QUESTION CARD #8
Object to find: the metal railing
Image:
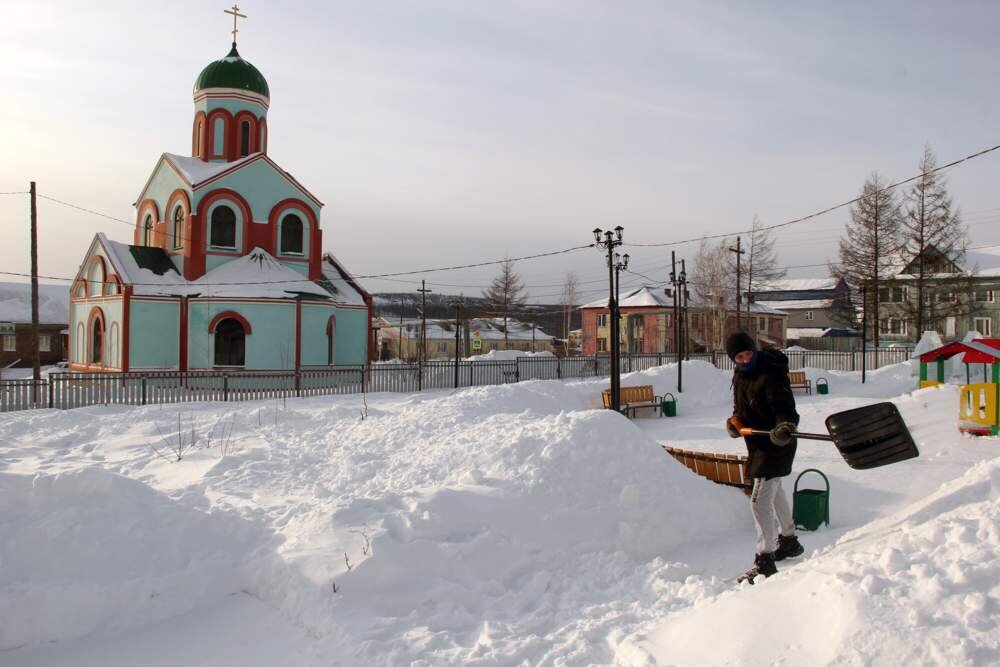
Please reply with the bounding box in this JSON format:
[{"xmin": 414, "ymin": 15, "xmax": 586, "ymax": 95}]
[{"xmin": 0, "ymin": 348, "xmax": 914, "ymax": 413}]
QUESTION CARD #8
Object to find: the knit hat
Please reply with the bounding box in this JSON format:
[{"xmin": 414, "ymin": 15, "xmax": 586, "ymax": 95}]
[{"xmin": 725, "ymin": 332, "xmax": 756, "ymax": 361}]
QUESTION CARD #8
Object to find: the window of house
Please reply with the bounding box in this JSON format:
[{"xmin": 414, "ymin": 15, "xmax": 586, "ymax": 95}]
[
  {"xmin": 596, "ymin": 313, "xmax": 608, "ymax": 327},
  {"xmin": 143, "ymin": 215, "xmax": 153, "ymax": 246},
  {"xmin": 596, "ymin": 337, "xmax": 607, "ymax": 352},
  {"xmin": 437, "ymin": 342, "xmax": 447, "ymax": 353},
  {"xmin": 280, "ymin": 214, "xmax": 304, "ymax": 254},
  {"xmin": 804, "ymin": 310, "xmax": 814, "ymax": 321},
  {"xmin": 936, "ymin": 290, "xmax": 956, "ymax": 303},
  {"xmin": 327, "ymin": 319, "xmax": 336, "ymax": 365},
  {"xmin": 878, "ymin": 287, "xmax": 906, "ymax": 303},
  {"xmin": 240, "ymin": 121, "xmax": 251, "ymax": 157},
  {"xmin": 173, "ymin": 207, "xmax": 184, "ymax": 249},
  {"xmin": 91, "ymin": 316, "xmax": 103, "ymax": 363},
  {"xmin": 2, "ymin": 334, "xmax": 15, "ymax": 352},
  {"xmin": 974, "ymin": 317, "xmax": 992, "ymax": 337},
  {"xmin": 213, "ymin": 318, "xmax": 246, "ymax": 366},
  {"xmin": 879, "ymin": 318, "xmax": 908, "ymax": 335},
  {"xmin": 757, "ymin": 317, "xmax": 766, "ymax": 332},
  {"xmin": 210, "ymin": 205, "xmax": 237, "ymax": 248},
  {"xmin": 39, "ymin": 334, "xmax": 51, "ymax": 352},
  {"xmin": 975, "ymin": 289, "xmax": 995, "ymax": 303},
  {"xmin": 195, "ymin": 121, "xmax": 203, "ymax": 155}
]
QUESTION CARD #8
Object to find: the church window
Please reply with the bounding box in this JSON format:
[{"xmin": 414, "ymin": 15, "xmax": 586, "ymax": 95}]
[
  {"xmin": 143, "ymin": 215, "xmax": 153, "ymax": 246},
  {"xmin": 195, "ymin": 121, "xmax": 203, "ymax": 156},
  {"xmin": 214, "ymin": 317, "xmax": 246, "ymax": 366},
  {"xmin": 280, "ymin": 214, "xmax": 304, "ymax": 254},
  {"xmin": 172, "ymin": 206, "xmax": 185, "ymax": 249},
  {"xmin": 240, "ymin": 121, "xmax": 251, "ymax": 157},
  {"xmin": 90, "ymin": 312, "xmax": 104, "ymax": 364},
  {"xmin": 210, "ymin": 205, "xmax": 237, "ymax": 248}
]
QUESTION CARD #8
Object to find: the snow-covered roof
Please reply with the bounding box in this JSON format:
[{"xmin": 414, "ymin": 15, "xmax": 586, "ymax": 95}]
[
  {"xmin": 320, "ymin": 254, "xmax": 369, "ymax": 307},
  {"xmin": 759, "ymin": 278, "xmax": 839, "ymax": 292},
  {"xmin": 163, "ymin": 152, "xmax": 259, "ymax": 186},
  {"xmin": 580, "ymin": 286, "xmax": 674, "ymax": 310},
  {"xmin": 756, "ymin": 298, "xmax": 834, "ymax": 310},
  {"xmin": 0, "ymin": 282, "xmax": 70, "ymax": 324},
  {"xmin": 786, "ymin": 327, "xmax": 828, "ymax": 339},
  {"xmin": 100, "ymin": 235, "xmax": 189, "ymax": 297},
  {"xmin": 746, "ymin": 302, "xmax": 786, "ymax": 315},
  {"xmin": 193, "ymin": 248, "xmax": 331, "ymax": 300}
]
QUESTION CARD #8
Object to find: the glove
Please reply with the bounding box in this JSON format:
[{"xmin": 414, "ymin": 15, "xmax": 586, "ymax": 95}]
[
  {"xmin": 770, "ymin": 422, "xmax": 796, "ymax": 447},
  {"xmin": 726, "ymin": 417, "xmax": 743, "ymax": 439}
]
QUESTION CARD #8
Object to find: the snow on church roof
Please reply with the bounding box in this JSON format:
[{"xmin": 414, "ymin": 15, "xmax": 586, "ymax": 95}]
[
  {"xmin": 320, "ymin": 254, "xmax": 368, "ymax": 307},
  {"xmin": 162, "ymin": 152, "xmax": 260, "ymax": 186},
  {"xmin": 192, "ymin": 248, "xmax": 331, "ymax": 300},
  {"xmin": 100, "ymin": 234, "xmax": 189, "ymax": 296}
]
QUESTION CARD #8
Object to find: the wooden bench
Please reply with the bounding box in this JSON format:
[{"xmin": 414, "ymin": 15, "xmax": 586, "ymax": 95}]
[
  {"xmin": 788, "ymin": 371, "xmax": 812, "ymax": 394},
  {"xmin": 663, "ymin": 446, "xmax": 751, "ymax": 495},
  {"xmin": 602, "ymin": 384, "xmax": 664, "ymax": 417}
]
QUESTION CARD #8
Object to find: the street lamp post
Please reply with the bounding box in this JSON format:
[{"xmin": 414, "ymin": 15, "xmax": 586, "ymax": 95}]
[{"xmin": 594, "ymin": 226, "xmax": 624, "ymax": 411}]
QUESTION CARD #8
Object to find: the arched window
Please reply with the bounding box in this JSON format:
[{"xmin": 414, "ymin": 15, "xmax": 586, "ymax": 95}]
[
  {"xmin": 280, "ymin": 214, "xmax": 304, "ymax": 254},
  {"xmin": 195, "ymin": 121, "xmax": 203, "ymax": 156},
  {"xmin": 327, "ymin": 315, "xmax": 336, "ymax": 365},
  {"xmin": 143, "ymin": 215, "xmax": 153, "ymax": 246},
  {"xmin": 90, "ymin": 314, "xmax": 104, "ymax": 364},
  {"xmin": 172, "ymin": 206, "xmax": 185, "ymax": 249},
  {"xmin": 214, "ymin": 317, "xmax": 247, "ymax": 366},
  {"xmin": 240, "ymin": 121, "xmax": 251, "ymax": 157},
  {"xmin": 210, "ymin": 205, "xmax": 237, "ymax": 248}
]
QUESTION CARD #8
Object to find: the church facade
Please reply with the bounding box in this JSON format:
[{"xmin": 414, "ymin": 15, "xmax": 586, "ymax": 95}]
[{"xmin": 68, "ymin": 42, "xmax": 372, "ymax": 372}]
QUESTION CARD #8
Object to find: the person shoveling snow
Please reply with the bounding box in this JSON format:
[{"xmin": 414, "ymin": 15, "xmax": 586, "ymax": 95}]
[{"xmin": 724, "ymin": 332, "xmax": 805, "ymax": 584}]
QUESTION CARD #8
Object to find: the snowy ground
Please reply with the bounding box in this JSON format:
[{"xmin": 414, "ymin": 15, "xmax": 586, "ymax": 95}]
[{"xmin": 0, "ymin": 361, "xmax": 997, "ymax": 665}]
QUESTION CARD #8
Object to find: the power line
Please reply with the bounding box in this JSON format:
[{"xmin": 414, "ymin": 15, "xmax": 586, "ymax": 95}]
[
  {"xmin": 0, "ymin": 191, "xmax": 29, "ymax": 195},
  {"xmin": 624, "ymin": 141, "xmax": 1000, "ymax": 249}
]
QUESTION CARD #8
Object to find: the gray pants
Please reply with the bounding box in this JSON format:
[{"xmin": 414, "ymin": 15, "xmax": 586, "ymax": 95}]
[{"xmin": 750, "ymin": 477, "xmax": 795, "ymax": 554}]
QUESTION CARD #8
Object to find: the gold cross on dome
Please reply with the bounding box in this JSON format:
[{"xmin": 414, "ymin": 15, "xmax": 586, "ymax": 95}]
[{"xmin": 224, "ymin": 4, "xmax": 247, "ymax": 45}]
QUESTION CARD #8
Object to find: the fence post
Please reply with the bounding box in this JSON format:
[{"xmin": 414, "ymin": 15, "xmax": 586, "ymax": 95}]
[
  {"xmin": 295, "ymin": 370, "xmax": 301, "ymax": 398},
  {"xmin": 48, "ymin": 379, "xmax": 54, "ymax": 409},
  {"xmin": 141, "ymin": 377, "xmax": 147, "ymax": 406},
  {"xmin": 557, "ymin": 357, "xmax": 562, "ymax": 379},
  {"xmin": 223, "ymin": 375, "xmax": 229, "ymax": 402}
]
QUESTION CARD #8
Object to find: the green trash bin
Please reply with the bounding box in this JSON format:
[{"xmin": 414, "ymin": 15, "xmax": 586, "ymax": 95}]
[
  {"xmin": 793, "ymin": 468, "xmax": 830, "ymax": 531},
  {"xmin": 662, "ymin": 392, "xmax": 677, "ymax": 417},
  {"xmin": 817, "ymin": 377, "xmax": 829, "ymax": 395}
]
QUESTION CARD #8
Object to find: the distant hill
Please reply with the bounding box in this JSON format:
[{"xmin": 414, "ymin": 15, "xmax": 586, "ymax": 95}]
[{"xmin": 0, "ymin": 282, "xmax": 70, "ymax": 324}]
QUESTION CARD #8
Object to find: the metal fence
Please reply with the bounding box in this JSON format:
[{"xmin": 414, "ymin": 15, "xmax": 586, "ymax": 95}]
[{"xmin": 1, "ymin": 348, "xmax": 914, "ymax": 413}]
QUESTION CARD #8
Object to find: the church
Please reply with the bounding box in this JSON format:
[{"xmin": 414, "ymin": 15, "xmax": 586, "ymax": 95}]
[{"xmin": 68, "ymin": 16, "xmax": 372, "ymax": 372}]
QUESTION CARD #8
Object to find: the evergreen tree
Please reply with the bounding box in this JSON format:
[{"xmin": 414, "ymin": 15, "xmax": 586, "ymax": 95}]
[
  {"xmin": 832, "ymin": 172, "xmax": 903, "ymax": 350},
  {"xmin": 482, "ymin": 258, "xmax": 527, "ymax": 349},
  {"xmin": 900, "ymin": 145, "xmax": 969, "ymax": 337}
]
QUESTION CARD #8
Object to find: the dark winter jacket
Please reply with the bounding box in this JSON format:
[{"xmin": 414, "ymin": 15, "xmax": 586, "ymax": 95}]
[{"xmin": 732, "ymin": 349, "xmax": 800, "ymax": 479}]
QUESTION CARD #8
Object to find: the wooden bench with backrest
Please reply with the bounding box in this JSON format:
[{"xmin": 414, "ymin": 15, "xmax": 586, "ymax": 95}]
[
  {"xmin": 602, "ymin": 384, "xmax": 663, "ymax": 417},
  {"xmin": 788, "ymin": 370, "xmax": 812, "ymax": 394},
  {"xmin": 663, "ymin": 446, "xmax": 751, "ymax": 495}
]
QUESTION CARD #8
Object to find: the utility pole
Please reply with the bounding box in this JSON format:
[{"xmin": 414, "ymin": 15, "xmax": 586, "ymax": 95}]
[
  {"xmin": 450, "ymin": 297, "xmax": 464, "ymax": 388},
  {"xmin": 861, "ymin": 283, "xmax": 868, "ymax": 384},
  {"xmin": 594, "ymin": 226, "xmax": 624, "ymax": 411},
  {"xmin": 670, "ymin": 251, "xmax": 683, "ymax": 392},
  {"xmin": 680, "ymin": 259, "xmax": 689, "ymax": 364},
  {"xmin": 397, "ymin": 298, "xmax": 406, "ymax": 362},
  {"xmin": 729, "ymin": 236, "xmax": 745, "ymax": 334},
  {"xmin": 29, "ymin": 182, "xmax": 40, "ymax": 403},
  {"xmin": 417, "ymin": 281, "xmax": 431, "ymax": 391}
]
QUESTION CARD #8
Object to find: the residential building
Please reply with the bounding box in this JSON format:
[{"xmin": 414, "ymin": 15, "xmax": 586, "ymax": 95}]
[
  {"xmin": 377, "ymin": 317, "xmax": 554, "ymax": 360},
  {"xmin": 751, "ymin": 277, "xmax": 856, "ymax": 349},
  {"xmin": 0, "ymin": 282, "xmax": 70, "ymax": 369}
]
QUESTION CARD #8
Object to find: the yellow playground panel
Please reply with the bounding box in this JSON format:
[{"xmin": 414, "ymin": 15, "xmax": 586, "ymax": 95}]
[{"xmin": 919, "ymin": 339, "xmax": 1000, "ymax": 437}]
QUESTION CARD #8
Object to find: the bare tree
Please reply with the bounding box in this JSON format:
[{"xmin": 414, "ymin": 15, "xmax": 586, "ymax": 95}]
[
  {"xmin": 743, "ymin": 214, "xmax": 786, "ymax": 325},
  {"xmin": 692, "ymin": 237, "xmax": 734, "ymax": 350},
  {"xmin": 900, "ymin": 145, "xmax": 970, "ymax": 337},
  {"xmin": 832, "ymin": 172, "xmax": 903, "ymax": 350},
  {"xmin": 482, "ymin": 258, "xmax": 527, "ymax": 349},
  {"xmin": 560, "ymin": 271, "xmax": 579, "ymax": 339}
]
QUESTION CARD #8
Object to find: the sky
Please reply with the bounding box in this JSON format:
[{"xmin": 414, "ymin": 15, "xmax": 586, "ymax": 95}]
[{"xmin": 2, "ymin": 1, "xmax": 999, "ymax": 306}]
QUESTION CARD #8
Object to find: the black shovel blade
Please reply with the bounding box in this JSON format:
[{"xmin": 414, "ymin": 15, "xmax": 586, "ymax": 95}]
[{"xmin": 824, "ymin": 402, "xmax": 919, "ymax": 470}]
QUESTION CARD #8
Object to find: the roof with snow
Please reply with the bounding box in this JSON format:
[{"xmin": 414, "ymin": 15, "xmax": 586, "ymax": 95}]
[
  {"xmin": 581, "ymin": 285, "xmax": 787, "ymax": 315},
  {"xmin": 191, "ymin": 248, "xmax": 331, "ymax": 300},
  {"xmin": 0, "ymin": 282, "xmax": 71, "ymax": 324},
  {"xmin": 756, "ymin": 298, "xmax": 834, "ymax": 311},
  {"xmin": 319, "ymin": 254, "xmax": 369, "ymax": 307},
  {"xmin": 759, "ymin": 278, "xmax": 839, "ymax": 292},
  {"xmin": 162, "ymin": 152, "xmax": 260, "ymax": 187}
]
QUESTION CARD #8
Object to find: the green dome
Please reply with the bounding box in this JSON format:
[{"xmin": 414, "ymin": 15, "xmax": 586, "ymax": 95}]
[{"xmin": 193, "ymin": 44, "xmax": 269, "ymax": 99}]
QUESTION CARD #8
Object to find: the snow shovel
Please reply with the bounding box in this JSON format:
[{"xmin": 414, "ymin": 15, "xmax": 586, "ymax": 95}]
[{"xmin": 738, "ymin": 402, "xmax": 919, "ymax": 470}]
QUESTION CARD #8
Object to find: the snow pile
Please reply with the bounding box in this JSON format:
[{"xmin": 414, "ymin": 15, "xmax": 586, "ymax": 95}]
[
  {"xmin": 466, "ymin": 349, "xmax": 555, "ymax": 361},
  {"xmin": 0, "ymin": 468, "xmax": 281, "ymax": 651},
  {"xmin": 618, "ymin": 456, "xmax": 1000, "ymax": 665}
]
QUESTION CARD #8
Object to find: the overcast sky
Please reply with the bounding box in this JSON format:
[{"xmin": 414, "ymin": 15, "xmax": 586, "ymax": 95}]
[{"xmin": 2, "ymin": 1, "xmax": 999, "ymax": 305}]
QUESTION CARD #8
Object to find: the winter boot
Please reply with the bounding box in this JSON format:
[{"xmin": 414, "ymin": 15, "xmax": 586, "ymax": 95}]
[
  {"xmin": 738, "ymin": 552, "xmax": 777, "ymax": 584},
  {"xmin": 774, "ymin": 534, "xmax": 804, "ymax": 561}
]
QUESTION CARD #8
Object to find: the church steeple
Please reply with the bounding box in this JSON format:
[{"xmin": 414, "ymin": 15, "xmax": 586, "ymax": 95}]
[{"xmin": 191, "ymin": 5, "xmax": 269, "ymax": 162}]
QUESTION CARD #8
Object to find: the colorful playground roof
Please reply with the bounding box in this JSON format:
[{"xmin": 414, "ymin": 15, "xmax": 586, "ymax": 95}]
[{"xmin": 920, "ymin": 339, "xmax": 1000, "ymax": 364}]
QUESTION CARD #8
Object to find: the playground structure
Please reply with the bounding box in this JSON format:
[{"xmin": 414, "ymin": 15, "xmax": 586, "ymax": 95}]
[{"xmin": 918, "ymin": 338, "xmax": 1000, "ymax": 436}]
